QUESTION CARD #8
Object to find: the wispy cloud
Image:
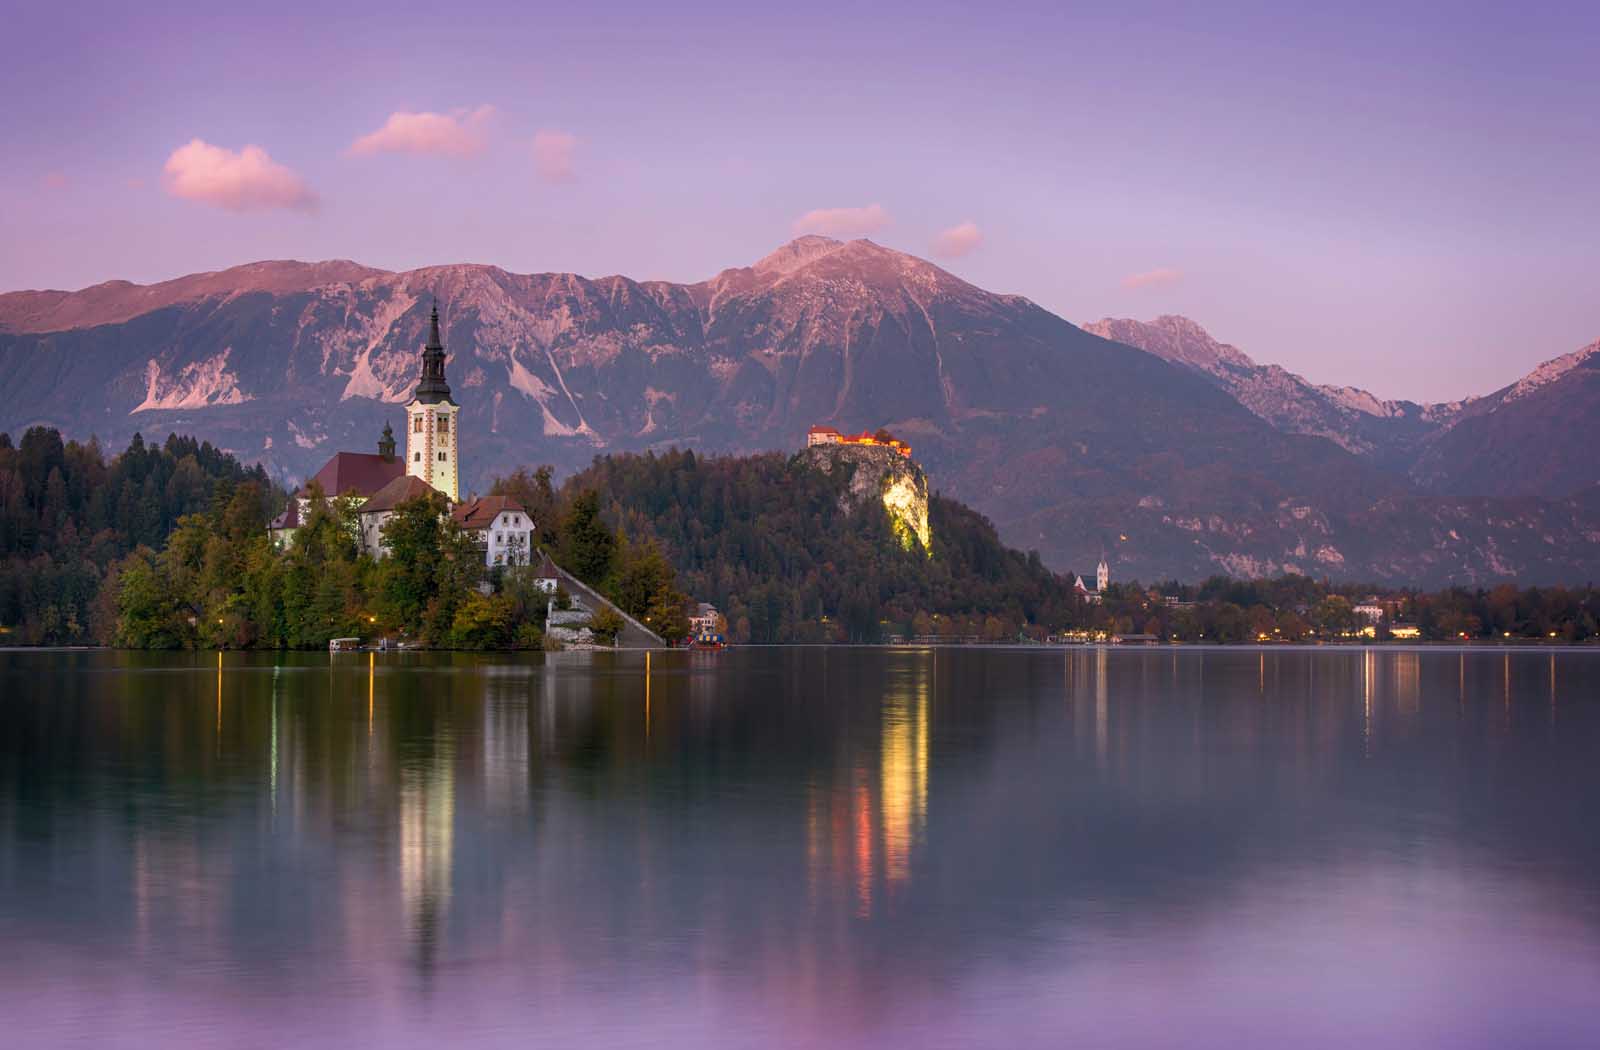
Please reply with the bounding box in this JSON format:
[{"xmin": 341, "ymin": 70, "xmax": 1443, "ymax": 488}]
[
  {"xmin": 533, "ymin": 129, "xmax": 577, "ymax": 182},
  {"xmin": 347, "ymin": 105, "xmax": 495, "ymax": 158},
  {"xmin": 162, "ymin": 139, "xmax": 318, "ymax": 212},
  {"xmin": 792, "ymin": 203, "xmax": 890, "ymax": 238},
  {"xmin": 931, "ymin": 221, "xmax": 983, "ymax": 259},
  {"xmin": 1122, "ymin": 267, "xmax": 1183, "ymax": 290}
]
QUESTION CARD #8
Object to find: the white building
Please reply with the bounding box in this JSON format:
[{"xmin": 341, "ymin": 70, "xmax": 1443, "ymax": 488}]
[
  {"xmin": 452, "ymin": 496, "xmax": 535, "ymax": 567},
  {"xmin": 688, "ymin": 602, "xmax": 721, "ymax": 635}
]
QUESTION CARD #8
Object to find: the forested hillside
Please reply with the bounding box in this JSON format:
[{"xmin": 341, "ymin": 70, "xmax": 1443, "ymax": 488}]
[
  {"xmin": 0, "ymin": 428, "xmax": 276, "ymax": 643},
  {"xmin": 562, "ymin": 449, "xmax": 1079, "ymax": 643}
]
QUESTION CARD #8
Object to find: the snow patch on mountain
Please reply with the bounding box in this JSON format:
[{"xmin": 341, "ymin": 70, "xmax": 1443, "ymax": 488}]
[
  {"xmin": 132, "ymin": 351, "xmax": 251, "ymax": 413},
  {"xmin": 340, "ymin": 292, "xmax": 419, "ymax": 401}
]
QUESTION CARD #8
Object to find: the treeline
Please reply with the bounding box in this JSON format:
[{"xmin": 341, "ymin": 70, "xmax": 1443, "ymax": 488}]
[
  {"xmin": 7, "ymin": 429, "xmax": 1597, "ymax": 648},
  {"xmin": 560, "ymin": 449, "xmax": 1079, "ymax": 642},
  {"xmin": 1086, "ymin": 575, "xmax": 1600, "ymax": 642},
  {"xmin": 0, "ymin": 428, "xmax": 275, "ymax": 644},
  {"xmin": 103, "ymin": 437, "xmax": 690, "ymax": 649}
]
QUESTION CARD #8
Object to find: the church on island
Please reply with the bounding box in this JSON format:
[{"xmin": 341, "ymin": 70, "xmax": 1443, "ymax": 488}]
[{"xmin": 268, "ymin": 304, "xmax": 534, "ymax": 567}]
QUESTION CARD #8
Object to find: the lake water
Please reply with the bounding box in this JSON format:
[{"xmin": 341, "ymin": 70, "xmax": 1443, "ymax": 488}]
[{"xmin": 2, "ymin": 647, "xmax": 1598, "ymax": 1048}]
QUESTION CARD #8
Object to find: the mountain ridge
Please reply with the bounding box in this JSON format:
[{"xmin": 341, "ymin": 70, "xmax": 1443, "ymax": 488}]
[{"xmin": 1, "ymin": 239, "xmax": 1596, "ymax": 584}]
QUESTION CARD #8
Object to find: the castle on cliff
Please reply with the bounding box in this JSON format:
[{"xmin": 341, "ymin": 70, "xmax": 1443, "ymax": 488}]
[{"xmin": 806, "ymin": 424, "xmax": 912, "ymax": 458}]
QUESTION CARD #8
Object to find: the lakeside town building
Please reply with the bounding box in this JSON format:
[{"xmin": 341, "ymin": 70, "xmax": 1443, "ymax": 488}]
[
  {"xmin": 1073, "ymin": 557, "xmax": 1110, "ymax": 604},
  {"xmin": 268, "ymin": 303, "xmax": 533, "ymax": 567}
]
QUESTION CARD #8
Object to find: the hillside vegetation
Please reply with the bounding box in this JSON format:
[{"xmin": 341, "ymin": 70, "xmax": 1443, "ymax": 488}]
[{"xmin": 559, "ymin": 449, "xmax": 1078, "ymax": 643}]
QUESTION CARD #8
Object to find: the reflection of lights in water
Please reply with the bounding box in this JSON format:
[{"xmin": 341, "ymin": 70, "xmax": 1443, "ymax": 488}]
[
  {"xmin": 881, "ymin": 665, "xmax": 929, "ymax": 888},
  {"xmin": 1095, "ymin": 647, "xmax": 1108, "ymax": 767},
  {"xmin": 368, "ymin": 651, "xmax": 374, "ymax": 732},
  {"xmin": 854, "ymin": 776, "xmax": 872, "ymax": 917},
  {"xmin": 805, "ymin": 783, "xmax": 824, "ymax": 905},
  {"xmin": 1394, "ymin": 652, "xmax": 1420, "ymax": 715},
  {"xmin": 216, "ymin": 650, "xmax": 223, "ymax": 739},
  {"xmin": 645, "ymin": 651, "xmax": 651, "ymax": 738},
  {"xmin": 1504, "ymin": 654, "xmax": 1511, "ymax": 725},
  {"xmin": 270, "ymin": 662, "xmax": 280, "ymax": 814},
  {"xmin": 1362, "ymin": 650, "xmax": 1373, "ymax": 757},
  {"xmin": 401, "ymin": 735, "xmax": 455, "ymax": 960}
]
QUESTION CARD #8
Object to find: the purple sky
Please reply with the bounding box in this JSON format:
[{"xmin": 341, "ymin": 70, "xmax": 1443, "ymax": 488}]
[{"xmin": 3, "ymin": 0, "xmax": 1597, "ymax": 401}]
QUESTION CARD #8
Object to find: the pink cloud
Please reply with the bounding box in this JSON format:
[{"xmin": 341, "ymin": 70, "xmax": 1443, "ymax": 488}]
[
  {"xmin": 162, "ymin": 139, "xmax": 318, "ymax": 212},
  {"xmin": 792, "ymin": 203, "xmax": 891, "ymax": 238},
  {"xmin": 42, "ymin": 172, "xmax": 70, "ymax": 191},
  {"xmin": 931, "ymin": 221, "xmax": 983, "ymax": 259},
  {"xmin": 347, "ymin": 105, "xmax": 494, "ymax": 158},
  {"xmin": 533, "ymin": 129, "xmax": 577, "ymax": 182},
  {"xmin": 1121, "ymin": 267, "xmax": 1183, "ymax": 290}
]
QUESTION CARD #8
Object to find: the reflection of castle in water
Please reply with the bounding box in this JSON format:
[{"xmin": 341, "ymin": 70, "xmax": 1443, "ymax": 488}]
[{"xmin": 806, "ymin": 651, "xmax": 933, "ymax": 917}]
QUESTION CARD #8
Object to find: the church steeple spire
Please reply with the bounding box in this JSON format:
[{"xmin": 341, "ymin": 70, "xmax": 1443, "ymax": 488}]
[
  {"xmin": 405, "ymin": 297, "xmax": 461, "ymax": 502},
  {"xmin": 413, "ymin": 299, "xmax": 454, "ymax": 405}
]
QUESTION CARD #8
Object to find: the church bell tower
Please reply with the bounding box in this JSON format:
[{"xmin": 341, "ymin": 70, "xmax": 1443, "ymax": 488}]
[{"xmin": 406, "ymin": 301, "xmax": 459, "ymax": 501}]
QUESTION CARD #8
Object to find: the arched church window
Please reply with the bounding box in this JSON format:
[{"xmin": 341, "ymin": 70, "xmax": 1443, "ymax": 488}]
[
  {"xmin": 413, "ymin": 451, "xmax": 421, "ymax": 462},
  {"xmin": 438, "ymin": 451, "xmax": 447, "ymax": 462},
  {"xmin": 413, "ymin": 417, "xmax": 423, "ymax": 433}
]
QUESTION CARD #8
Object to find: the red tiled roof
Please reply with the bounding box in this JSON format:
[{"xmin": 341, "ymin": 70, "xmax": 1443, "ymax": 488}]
[
  {"xmin": 808, "ymin": 425, "xmax": 841, "ymax": 435},
  {"xmin": 301, "ymin": 452, "xmax": 404, "ymax": 500},
  {"xmin": 359, "ymin": 474, "xmax": 440, "ymax": 514},
  {"xmin": 450, "ymin": 494, "xmax": 526, "ymax": 530},
  {"xmin": 268, "ymin": 501, "xmax": 300, "ymax": 530}
]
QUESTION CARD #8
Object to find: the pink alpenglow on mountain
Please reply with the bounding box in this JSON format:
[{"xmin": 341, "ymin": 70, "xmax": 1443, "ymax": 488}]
[{"xmin": 3, "ymin": 240, "xmax": 1598, "ymax": 585}]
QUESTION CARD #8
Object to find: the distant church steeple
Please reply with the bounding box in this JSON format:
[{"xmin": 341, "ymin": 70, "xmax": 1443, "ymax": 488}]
[
  {"xmin": 378, "ymin": 421, "xmax": 396, "ymax": 460},
  {"xmin": 413, "ymin": 301, "xmax": 454, "ymax": 405},
  {"xmin": 405, "ymin": 299, "xmax": 461, "ymax": 501},
  {"xmin": 1096, "ymin": 555, "xmax": 1110, "ymax": 593}
]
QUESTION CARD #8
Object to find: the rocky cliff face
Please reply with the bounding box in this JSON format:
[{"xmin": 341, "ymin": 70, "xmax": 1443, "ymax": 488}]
[
  {"xmin": 802, "ymin": 443, "xmax": 931, "ymax": 553},
  {"xmin": 1081, "ymin": 315, "xmax": 1463, "ymax": 466},
  {"xmin": 1, "ymin": 239, "xmax": 1596, "ymax": 584}
]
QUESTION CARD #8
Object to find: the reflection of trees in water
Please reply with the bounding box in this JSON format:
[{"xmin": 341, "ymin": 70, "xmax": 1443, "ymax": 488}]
[{"xmin": 4, "ymin": 648, "xmax": 1600, "ymax": 1013}]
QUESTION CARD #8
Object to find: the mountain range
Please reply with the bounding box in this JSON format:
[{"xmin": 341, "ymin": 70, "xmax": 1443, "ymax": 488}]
[{"xmin": 2, "ymin": 236, "xmax": 1596, "ymax": 584}]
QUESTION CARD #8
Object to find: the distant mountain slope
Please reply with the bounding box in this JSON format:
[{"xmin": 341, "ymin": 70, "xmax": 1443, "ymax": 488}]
[
  {"xmin": 1409, "ymin": 337, "xmax": 1600, "ymax": 498},
  {"xmin": 1082, "ymin": 315, "xmax": 1465, "ymax": 467},
  {"xmin": 1, "ymin": 240, "xmax": 1597, "ymax": 584}
]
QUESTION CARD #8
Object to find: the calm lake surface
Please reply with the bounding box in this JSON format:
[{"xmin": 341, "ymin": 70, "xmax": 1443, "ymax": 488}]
[{"xmin": 2, "ymin": 647, "xmax": 1599, "ymax": 1048}]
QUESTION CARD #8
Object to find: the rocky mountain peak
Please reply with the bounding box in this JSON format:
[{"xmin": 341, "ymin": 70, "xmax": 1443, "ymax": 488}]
[
  {"xmin": 752, "ymin": 235, "xmax": 846, "ymax": 275},
  {"xmin": 1082, "ymin": 315, "xmax": 1256, "ymax": 375},
  {"xmin": 1502, "ymin": 336, "xmax": 1600, "ymax": 405}
]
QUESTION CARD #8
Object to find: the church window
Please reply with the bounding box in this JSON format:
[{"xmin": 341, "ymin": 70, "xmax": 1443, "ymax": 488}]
[
  {"xmin": 413, "ymin": 451, "xmax": 421, "ymax": 462},
  {"xmin": 438, "ymin": 451, "xmax": 447, "ymax": 462},
  {"xmin": 413, "ymin": 417, "xmax": 423, "ymax": 433},
  {"xmin": 437, "ymin": 416, "xmax": 449, "ymax": 434}
]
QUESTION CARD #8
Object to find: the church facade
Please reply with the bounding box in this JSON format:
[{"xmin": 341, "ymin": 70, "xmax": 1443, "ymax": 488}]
[{"xmin": 268, "ymin": 303, "xmax": 533, "ymax": 566}]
